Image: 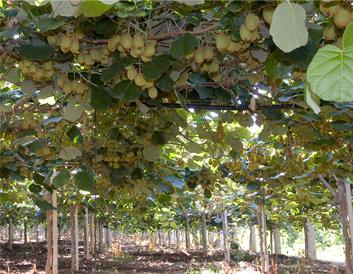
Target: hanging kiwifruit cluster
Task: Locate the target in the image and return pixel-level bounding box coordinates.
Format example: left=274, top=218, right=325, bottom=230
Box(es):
left=22, top=112, right=35, bottom=129
left=125, top=65, right=157, bottom=99
left=240, top=13, right=260, bottom=42
left=77, top=48, right=110, bottom=68
left=186, top=46, right=220, bottom=76
left=0, top=51, right=14, bottom=64
left=107, top=33, right=157, bottom=62
left=18, top=60, right=55, bottom=81
left=57, top=74, right=90, bottom=96
left=214, top=33, right=249, bottom=55
left=320, top=1, right=352, bottom=28
left=104, top=151, right=119, bottom=168
left=47, top=31, right=85, bottom=54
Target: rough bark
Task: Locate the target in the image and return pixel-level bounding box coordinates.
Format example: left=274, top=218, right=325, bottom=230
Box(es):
left=231, top=223, right=238, bottom=244
left=45, top=190, right=58, bottom=274
left=176, top=227, right=180, bottom=251
left=8, top=219, right=13, bottom=250
left=257, top=201, right=269, bottom=273
left=70, top=204, right=79, bottom=271
left=345, top=181, right=353, bottom=254
left=221, top=209, right=230, bottom=262
left=337, top=179, right=353, bottom=273
left=249, top=225, right=257, bottom=253
left=84, top=208, right=90, bottom=259
left=24, top=221, right=28, bottom=244
left=98, top=221, right=103, bottom=253
left=185, top=212, right=191, bottom=251
left=304, top=220, right=316, bottom=260
left=35, top=224, right=39, bottom=243
left=274, top=224, right=281, bottom=255
left=201, top=209, right=208, bottom=254
left=105, top=226, right=110, bottom=246
left=90, top=213, right=96, bottom=255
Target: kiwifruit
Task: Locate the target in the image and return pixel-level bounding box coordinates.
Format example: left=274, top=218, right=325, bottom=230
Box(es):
left=194, top=47, right=205, bottom=64
left=323, top=25, right=337, bottom=40
left=215, top=33, right=230, bottom=51
left=148, top=87, right=158, bottom=99
left=240, top=24, right=254, bottom=42
left=262, top=7, right=274, bottom=24
left=121, top=33, right=133, bottom=50
left=204, top=47, right=214, bottom=62
left=60, top=35, right=72, bottom=53
left=245, top=13, right=260, bottom=31
left=334, top=6, right=352, bottom=28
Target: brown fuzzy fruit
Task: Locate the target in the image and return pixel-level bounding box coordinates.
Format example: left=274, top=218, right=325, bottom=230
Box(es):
left=215, top=33, right=230, bottom=51
left=320, top=2, right=340, bottom=17
left=60, top=35, right=72, bottom=53
left=262, top=7, right=274, bottom=24
left=323, top=25, right=337, bottom=40
left=204, top=47, right=214, bottom=62
left=121, top=33, right=133, bottom=50
left=148, top=87, right=158, bottom=99
left=334, top=6, right=352, bottom=28
left=245, top=13, right=260, bottom=31
left=194, top=47, right=205, bottom=64
left=240, top=24, right=254, bottom=42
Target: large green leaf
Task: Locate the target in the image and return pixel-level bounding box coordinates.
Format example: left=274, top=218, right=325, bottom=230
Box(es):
left=74, top=167, right=95, bottom=191
left=307, top=45, right=353, bottom=102
left=35, top=199, right=56, bottom=210
left=59, top=147, right=82, bottom=160
left=90, top=86, right=115, bottom=110
left=52, top=169, right=70, bottom=189
left=343, top=22, right=353, bottom=48
left=269, top=2, right=308, bottom=53
left=143, top=55, right=174, bottom=81
left=143, top=145, right=161, bottom=162
left=63, top=97, right=84, bottom=122
left=100, top=54, right=124, bottom=82
left=82, top=0, right=112, bottom=17
left=170, top=34, right=198, bottom=59
left=17, top=42, right=54, bottom=61
left=111, top=80, right=140, bottom=101
left=36, top=16, right=65, bottom=32
left=51, top=1, right=83, bottom=17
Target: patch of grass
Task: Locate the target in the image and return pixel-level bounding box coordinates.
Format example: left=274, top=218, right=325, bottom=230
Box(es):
left=185, top=263, right=221, bottom=273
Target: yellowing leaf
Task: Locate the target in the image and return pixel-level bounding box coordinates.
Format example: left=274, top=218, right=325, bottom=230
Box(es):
left=269, top=2, right=308, bottom=53
left=59, top=147, right=82, bottom=160
left=51, top=0, right=83, bottom=17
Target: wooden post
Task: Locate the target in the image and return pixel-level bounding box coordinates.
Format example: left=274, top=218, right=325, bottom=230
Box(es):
left=24, top=221, right=28, bottom=244
left=185, top=211, right=191, bottom=251
left=84, top=208, right=90, bottom=259
left=345, top=181, right=353, bottom=254
left=274, top=224, right=281, bottom=255
left=249, top=225, right=256, bottom=252
left=45, top=190, right=58, bottom=274
left=176, top=227, right=180, bottom=251
left=70, top=204, right=79, bottom=271
left=8, top=219, right=13, bottom=250
left=35, top=224, right=39, bottom=243
left=105, top=226, right=110, bottom=246
left=90, top=213, right=96, bottom=255
left=304, top=220, right=316, bottom=260
left=98, top=221, right=103, bottom=252
left=221, top=209, right=230, bottom=262
left=257, top=201, right=269, bottom=273
left=201, top=209, right=208, bottom=254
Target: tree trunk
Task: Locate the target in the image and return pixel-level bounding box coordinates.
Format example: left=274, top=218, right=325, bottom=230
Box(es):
left=201, top=209, right=208, bottom=254
left=232, top=224, right=238, bottom=244
left=274, top=224, right=281, bottom=255
left=221, top=209, right=230, bottom=262
left=70, top=204, right=79, bottom=271
left=176, top=227, right=180, bottom=251
left=105, top=226, right=110, bottom=246
left=257, top=201, right=269, bottom=273
left=249, top=225, right=256, bottom=253
left=84, top=208, right=90, bottom=259
left=98, top=221, right=103, bottom=253
left=90, top=213, right=96, bottom=255
left=24, top=221, right=28, bottom=244
left=337, top=179, right=353, bottom=273
left=168, top=231, right=172, bottom=248
left=304, top=220, right=316, bottom=260
left=185, top=212, right=191, bottom=251
left=345, top=181, right=353, bottom=254
left=8, top=219, right=13, bottom=250
left=45, top=190, right=58, bottom=274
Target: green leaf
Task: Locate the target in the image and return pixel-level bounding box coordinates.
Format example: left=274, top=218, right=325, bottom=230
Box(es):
left=265, top=52, right=290, bottom=80
left=90, top=86, right=115, bottom=110
left=17, top=42, right=54, bottom=61
left=170, top=33, right=198, bottom=59
left=74, top=167, right=95, bottom=191
left=35, top=199, right=56, bottom=210
left=36, top=16, right=65, bottom=32
left=143, top=145, right=161, bottom=162
left=51, top=1, right=82, bottom=17
left=156, top=74, right=175, bottom=92
left=5, top=68, right=20, bottom=83
left=305, top=84, right=320, bottom=114
left=63, top=97, right=83, bottom=122
left=52, top=169, right=70, bottom=188
left=111, top=80, right=140, bottom=101
left=307, top=45, right=353, bottom=102
left=143, top=55, right=174, bottom=80
left=29, top=184, right=42, bottom=194
left=100, top=57, right=124, bottom=82
left=343, top=22, right=353, bottom=48
left=24, top=0, right=49, bottom=6
left=269, top=2, right=308, bottom=53
left=82, top=0, right=112, bottom=17
left=66, top=126, right=83, bottom=144
left=59, top=146, right=82, bottom=160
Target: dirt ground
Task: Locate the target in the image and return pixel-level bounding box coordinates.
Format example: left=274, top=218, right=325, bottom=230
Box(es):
left=0, top=240, right=346, bottom=273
